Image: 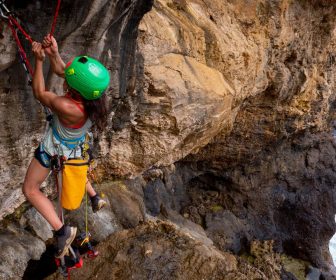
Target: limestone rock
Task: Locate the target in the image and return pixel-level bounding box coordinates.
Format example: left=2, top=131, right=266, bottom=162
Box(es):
left=0, top=224, right=45, bottom=280
left=0, top=22, right=17, bottom=72
left=63, top=197, right=121, bottom=242
left=306, top=266, right=321, bottom=280
left=44, top=221, right=239, bottom=280
left=206, top=210, right=251, bottom=254
left=104, top=181, right=146, bottom=228
left=0, top=0, right=336, bottom=278
left=23, top=208, right=53, bottom=241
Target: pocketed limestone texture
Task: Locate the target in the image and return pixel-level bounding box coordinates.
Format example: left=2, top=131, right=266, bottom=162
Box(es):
left=1, top=0, right=336, bottom=279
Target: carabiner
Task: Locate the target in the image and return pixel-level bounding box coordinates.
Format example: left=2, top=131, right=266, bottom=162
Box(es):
left=0, top=8, right=8, bottom=19
left=0, top=1, right=9, bottom=19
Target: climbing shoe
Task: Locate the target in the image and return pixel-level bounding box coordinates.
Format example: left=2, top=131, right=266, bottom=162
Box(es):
left=91, top=195, right=107, bottom=213
left=55, top=226, right=77, bottom=258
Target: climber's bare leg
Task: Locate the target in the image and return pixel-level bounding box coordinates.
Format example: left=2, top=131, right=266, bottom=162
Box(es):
left=23, top=158, right=63, bottom=230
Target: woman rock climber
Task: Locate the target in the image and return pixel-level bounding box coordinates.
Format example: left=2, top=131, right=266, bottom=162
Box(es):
left=22, top=34, right=109, bottom=258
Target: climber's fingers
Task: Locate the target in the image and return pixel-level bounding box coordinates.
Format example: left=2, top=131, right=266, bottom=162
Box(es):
left=32, top=41, right=45, bottom=61
left=42, top=36, right=51, bottom=48
left=42, top=34, right=58, bottom=55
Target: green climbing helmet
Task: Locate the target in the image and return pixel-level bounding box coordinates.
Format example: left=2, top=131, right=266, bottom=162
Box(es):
left=64, top=56, right=110, bottom=100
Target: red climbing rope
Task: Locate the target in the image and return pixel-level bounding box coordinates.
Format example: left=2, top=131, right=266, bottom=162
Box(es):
left=0, top=0, right=62, bottom=82
left=7, top=15, right=33, bottom=43
left=7, top=17, right=33, bottom=76
left=50, top=0, right=61, bottom=37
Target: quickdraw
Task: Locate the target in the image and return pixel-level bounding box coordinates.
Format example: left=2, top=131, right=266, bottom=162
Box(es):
left=0, top=0, right=33, bottom=83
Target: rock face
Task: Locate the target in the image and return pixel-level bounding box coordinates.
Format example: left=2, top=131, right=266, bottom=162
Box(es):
left=1, top=0, right=336, bottom=279
left=44, top=220, right=286, bottom=280
left=0, top=223, right=46, bottom=280
left=138, top=0, right=336, bottom=274
left=0, top=21, right=16, bottom=72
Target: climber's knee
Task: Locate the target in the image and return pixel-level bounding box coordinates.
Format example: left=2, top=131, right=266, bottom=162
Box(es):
left=22, top=181, right=41, bottom=199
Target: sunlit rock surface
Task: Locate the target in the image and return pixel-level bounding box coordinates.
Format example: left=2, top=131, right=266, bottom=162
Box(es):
left=1, top=0, right=336, bottom=279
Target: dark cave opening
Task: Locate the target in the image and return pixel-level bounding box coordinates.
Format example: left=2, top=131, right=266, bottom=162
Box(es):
left=22, top=245, right=57, bottom=280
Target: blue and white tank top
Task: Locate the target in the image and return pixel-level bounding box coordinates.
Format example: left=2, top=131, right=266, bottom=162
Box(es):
left=42, top=114, right=92, bottom=159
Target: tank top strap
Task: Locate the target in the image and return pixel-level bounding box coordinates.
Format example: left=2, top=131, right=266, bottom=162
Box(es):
left=63, top=92, right=87, bottom=128
left=65, top=92, right=86, bottom=114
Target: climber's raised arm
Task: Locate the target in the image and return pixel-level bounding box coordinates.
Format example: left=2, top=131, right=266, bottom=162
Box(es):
left=31, top=41, right=62, bottom=111
left=42, top=34, right=65, bottom=77
left=32, top=41, right=48, bottom=100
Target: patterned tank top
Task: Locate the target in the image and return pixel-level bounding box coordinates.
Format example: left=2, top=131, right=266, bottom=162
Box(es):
left=41, top=94, right=92, bottom=158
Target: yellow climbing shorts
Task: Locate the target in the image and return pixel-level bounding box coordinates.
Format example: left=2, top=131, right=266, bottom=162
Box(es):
left=61, top=159, right=89, bottom=210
